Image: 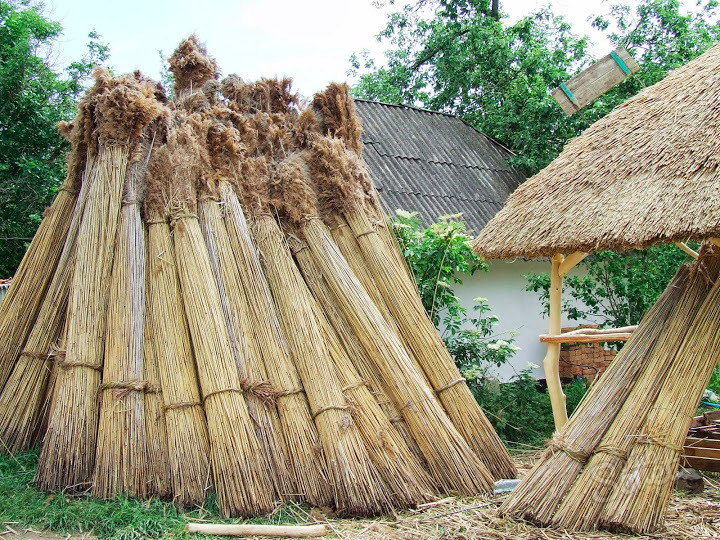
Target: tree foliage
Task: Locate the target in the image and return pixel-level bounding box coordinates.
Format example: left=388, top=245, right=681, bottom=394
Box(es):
left=0, top=0, right=108, bottom=276
left=351, top=0, right=720, bottom=174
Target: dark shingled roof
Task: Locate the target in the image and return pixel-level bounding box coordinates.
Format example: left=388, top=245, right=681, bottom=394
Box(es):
left=354, top=99, right=526, bottom=234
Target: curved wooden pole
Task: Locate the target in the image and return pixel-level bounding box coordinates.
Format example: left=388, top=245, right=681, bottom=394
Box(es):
left=543, top=253, right=568, bottom=429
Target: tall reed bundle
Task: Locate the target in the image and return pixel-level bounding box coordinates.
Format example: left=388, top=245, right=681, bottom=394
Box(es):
left=293, top=218, right=426, bottom=465
left=219, top=180, right=332, bottom=507
left=197, top=182, right=292, bottom=500
left=0, top=120, right=85, bottom=391
left=145, top=186, right=210, bottom=507
left=249, top=196, right=392, bottom=515
left=157, top=116, right=276, bottom=517
left=0, top=150, right=96, bottom=454
left=306, top=139, right=514, bottom=480
left=552, top=260, right=713, bottom=530
left=601, top=252, right=720, bottom=533
left=289, top=232, right=436, bottom=505
left=37, top=70, right=165, bottom=491
left=274, top=153, right=493, bottom=495
left=500, top=266, right=690, bottom=523
left=93, top=134, right=154, bottom=499
left=142, top=318, right=170, bottom=497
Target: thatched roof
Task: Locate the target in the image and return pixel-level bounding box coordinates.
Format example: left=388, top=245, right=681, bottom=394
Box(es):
left=473, top=43, right=720, bottom=260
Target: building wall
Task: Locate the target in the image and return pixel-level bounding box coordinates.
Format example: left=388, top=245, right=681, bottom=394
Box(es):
left=453, top=258, right=590, bottom=381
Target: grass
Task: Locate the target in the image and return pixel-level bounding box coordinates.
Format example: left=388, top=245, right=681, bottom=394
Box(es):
left=0, top=450, right=310, bottom=539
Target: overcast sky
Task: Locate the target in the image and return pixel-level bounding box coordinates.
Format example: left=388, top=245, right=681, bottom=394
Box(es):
left=46, top=0, right=623, bottom=98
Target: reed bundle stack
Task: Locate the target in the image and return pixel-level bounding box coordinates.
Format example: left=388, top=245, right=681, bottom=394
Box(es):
left=500, top=251, right=720, bottom=532
left=0, top=35, right=516, bottom=518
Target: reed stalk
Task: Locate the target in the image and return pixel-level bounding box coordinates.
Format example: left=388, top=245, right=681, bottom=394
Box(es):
left=601, top=252, right=720, bottom=533
left=146, top=208, right=210, bottom=507
left=220, top=181, right=332, bottom=507
left=552, top=261, right=711, bottom=530
left=198, top=191, right=292, bottom=500
left=252, top=212, right=393, bottom=515
left=290, top=233, right=436, bottom=505
left=500, top=266, right=690, bottom=523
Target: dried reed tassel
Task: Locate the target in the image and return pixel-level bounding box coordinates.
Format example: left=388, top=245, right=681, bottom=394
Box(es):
left=274, top=154, right=494, bottom=494
left=146, top=208, right=211, bottom=507
left=37, top=71, right=165, bottom=491
left=293, top=222, right=427, bottom=467
left=220, top=181, right=332, bottom=507
left=0, top=152, right=95, bottom=453
left=602, top=252, right=720, bottom=533
left=500, top=266, right=690, bottom=523
left=198, top=190, right=292, bottom=500
left=0, top=134, right=84, bottom=391
left=291, top=234, right=436, bottom=505
left=252, top=211, right=393, bottom=516
left=553, top=261, right=711, bottom=530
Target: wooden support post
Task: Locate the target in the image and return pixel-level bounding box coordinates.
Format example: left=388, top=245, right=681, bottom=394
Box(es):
left=558, top=251, right=588, bottom=277
left=543, top=253, right=568, bottom=429
left=675, top=242, right=699, bottom=259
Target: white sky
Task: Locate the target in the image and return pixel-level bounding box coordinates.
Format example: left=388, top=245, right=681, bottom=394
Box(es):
left=46, top=0, right=623, bottom=99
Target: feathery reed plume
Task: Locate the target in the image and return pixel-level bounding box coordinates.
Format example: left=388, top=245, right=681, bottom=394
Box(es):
left=219, top=180, right=332, bottom=507
left=552, top=260, right=713, bottom=530
left=290, top=232, right=436, bottom=504
left=601, top=250, right=720, bottom=533
left=274, top=152, right=494, bottom=494
left=37, top=70, right=165, bottom=491
left=307, top=137, right=515, bottom=480
left=169, top=35, right=218, bottom=97
left=93, top=131, right=154, bottom=499
left=500, top=266, right=690, bottom=523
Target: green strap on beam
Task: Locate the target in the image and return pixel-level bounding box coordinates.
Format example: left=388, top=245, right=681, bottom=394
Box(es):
left=610, top=50, right=632, bottom=76
left=559, top=82, right=579, bottom=107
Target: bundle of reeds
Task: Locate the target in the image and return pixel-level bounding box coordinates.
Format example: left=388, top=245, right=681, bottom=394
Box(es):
left=273, top=152, right=493, bottom=494
left=198, top=183, right=292, bottom=500
left=219, top=179, right=332, bottom=507
left=37, top=70, right=165, bottom=491
left=0, top=131, right=96, bottom=453
left=289, top=231, right=436, bottom=504
left=301, top=214, right=426, bottom=465
left=157, top=114, right=276, bottom=517
left=500, top=264, right=690, bottom=523
left=93, top=132, right=154, bottom=499
left=248, top=176, right=392, bottom=515
left=601, top=251, right=720, bottom=533
left=552, top=257, right=716, bottom=530
left=145, top=186, right=210, bottom=507
left=305, top=137, right=514, bottom=481
left=0, top=119, right=86, bottom=391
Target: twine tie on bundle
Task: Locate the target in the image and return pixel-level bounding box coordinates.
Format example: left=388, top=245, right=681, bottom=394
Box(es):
left=98, top=379, right=160, bottom=400
left=435, top=377, right=466, bottom=395
left=547, top=436, right=590, bottom=464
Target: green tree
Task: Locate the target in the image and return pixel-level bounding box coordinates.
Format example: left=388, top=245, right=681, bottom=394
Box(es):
left=0, top=0, right=108, bottom=276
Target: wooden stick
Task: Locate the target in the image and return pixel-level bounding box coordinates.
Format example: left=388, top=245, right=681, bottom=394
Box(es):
left=543, top=253, right=567, bottom=429
left=186, top=523, right=328, bottom=537
left=563, top=325, right=638, bottom=336
left=675, top=242, right=699, bottom=259
left=558, top=251, right=588, bottom=277
left=540, top=333, right=633, bottom=343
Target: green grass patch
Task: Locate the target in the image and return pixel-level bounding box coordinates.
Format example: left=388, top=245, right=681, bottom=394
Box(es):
left=0, top=451, right=311, bottom=539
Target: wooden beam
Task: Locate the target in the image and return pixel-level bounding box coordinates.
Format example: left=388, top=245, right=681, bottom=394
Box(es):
left=543, top=253, right=568, bottom=429
left=675, top=242, right=699, bottom=259
left=563, top=325, right=638, bottom=335
left=710, top=238, right=720, bottom=248
left=558, top=251, right=588, bottom=277
left=186, top=523, right=329, bottom=537
left=540, top=332, right=633, bottom=343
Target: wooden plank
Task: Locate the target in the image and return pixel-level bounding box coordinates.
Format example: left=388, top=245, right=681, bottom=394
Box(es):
left=540, top=332, right=632, bottom=343
left=683, top=446, right=720, bottom=459
left=552, top=47, right=640, bottom=115
left=681, top=455, right=720, bottom=472
left=686, top=437, right=720, bottom=449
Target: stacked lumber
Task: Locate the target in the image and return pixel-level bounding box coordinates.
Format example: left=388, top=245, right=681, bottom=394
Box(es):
left=0, top=36, right=513, bottom=518
left=501, top=249, right=720, bottom=533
